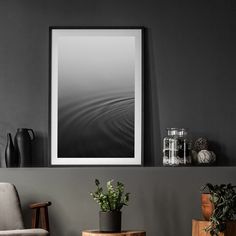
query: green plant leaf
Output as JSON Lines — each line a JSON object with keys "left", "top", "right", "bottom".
{"left": 203, "top": 183, "right": 236, "bottom": 236}
{"left": 91, "top": 179, "right": 130, "bottom": 212}
{"left": 95, "top": 179, "right": 100, "bottom": 186}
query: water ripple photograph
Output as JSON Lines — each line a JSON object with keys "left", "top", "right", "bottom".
{"left": 50, "top": 28, "right": 142, "bottom": 165}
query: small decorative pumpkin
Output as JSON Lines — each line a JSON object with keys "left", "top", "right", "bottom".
{"left": 197, "top": 150, "right": 216, "bottom": 164}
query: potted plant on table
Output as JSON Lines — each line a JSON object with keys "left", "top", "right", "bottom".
{"left": 201, "top": 183, "right": 236, "bottom": 236}
{"left": 90, "top": 179, "right": 130, "bottom": 232}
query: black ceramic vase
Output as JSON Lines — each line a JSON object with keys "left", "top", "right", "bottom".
{"left": 5, "top": 133, "right": 19, "bottom": 167}
{"left": 99, "top": 211, "right": 121, "bottom": 232}
{"left": 14, "top": 128, "right": 35, "bottom": 167}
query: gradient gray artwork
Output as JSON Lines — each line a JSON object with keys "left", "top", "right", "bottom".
{"left": 57, "top": 35, "right": 135, "bottom": 158}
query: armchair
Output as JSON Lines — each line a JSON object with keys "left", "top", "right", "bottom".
{"left": 0, "top": 183, "right": 51, "bottom": 236}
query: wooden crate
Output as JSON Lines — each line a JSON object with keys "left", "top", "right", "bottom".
{"left": 192, "top": 220, "right": 236, "bottom": 236}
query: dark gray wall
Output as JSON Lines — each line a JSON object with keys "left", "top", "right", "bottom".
{"left": 0, "top": 0, "right": 235, "bottom": 166}
{"left": 0, "top": 1, "right": 236, "bottom": 236}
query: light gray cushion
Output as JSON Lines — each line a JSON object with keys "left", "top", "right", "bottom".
{"left": 0, "top": 183, "right": 24, "bottom": 230}
{"left": 0, "top": 229, "right": 48, "bottom": 235}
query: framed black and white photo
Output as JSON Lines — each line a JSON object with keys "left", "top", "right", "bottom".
{"left": 50, "top": 27, "right": 143, "bottom": 165}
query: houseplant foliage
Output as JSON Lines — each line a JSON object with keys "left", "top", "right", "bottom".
{"left": 91, "top": 179, "right": 130, "bottom": 212}
{"left": 90, "top": 179, "right": 130, "bottom": 232}
{"left": 201, "top": 183, "right": 236, "bottom": 236}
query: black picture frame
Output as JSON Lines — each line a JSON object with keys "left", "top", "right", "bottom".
{"left": 49, "top": 27, "right": 144, "bottom": 166}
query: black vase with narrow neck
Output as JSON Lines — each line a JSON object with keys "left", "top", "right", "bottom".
{"left": 5, "top": 133, "right": 19, "bottom": 167}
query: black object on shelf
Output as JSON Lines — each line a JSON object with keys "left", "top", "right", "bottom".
{"left": 5, "top": 133, "right": 19, "bottom": 167}
{"left": 14, "top": 128, "right": 35, "bottom": 167}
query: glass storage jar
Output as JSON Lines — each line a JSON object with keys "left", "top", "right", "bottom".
{"left": 163, "top": 128, "right": 192, "bottom": 166}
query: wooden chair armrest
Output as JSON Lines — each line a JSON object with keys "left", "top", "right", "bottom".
{"left": 30, "top": 201, "right": 52, "bottom": 232}
{"left": 29, "top": 201, "right": 51, "bottom": 209}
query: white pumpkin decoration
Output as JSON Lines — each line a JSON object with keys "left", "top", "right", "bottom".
{"left": 197, "top": 150, "right": 216, "bottom": 164}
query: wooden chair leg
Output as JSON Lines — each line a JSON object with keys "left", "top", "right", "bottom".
{"left": 40, "top": 206, "right": 50, "bottom": 232}
{"left": 30, "top": 202, "right": 51, "bottom": 232}
{"left": 32, "top": 208, "right": 40, "bottom": 228}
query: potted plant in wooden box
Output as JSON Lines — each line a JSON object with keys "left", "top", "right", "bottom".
{"left": 91, "top": 179, "right": 130, "bottom": 232}
{"left": 201, "top": 183, "right": 236, "bottom": 236}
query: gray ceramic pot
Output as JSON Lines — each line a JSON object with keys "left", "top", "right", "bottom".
{"left": 99, "top": 211, "right": 121, "bottom": 232}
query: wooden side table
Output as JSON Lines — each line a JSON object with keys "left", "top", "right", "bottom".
{"left": 82, "top": 230, "right": 146, "bottom": 236}
{"left": 192, "top": 219, "right": 236, "bottom": 236}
